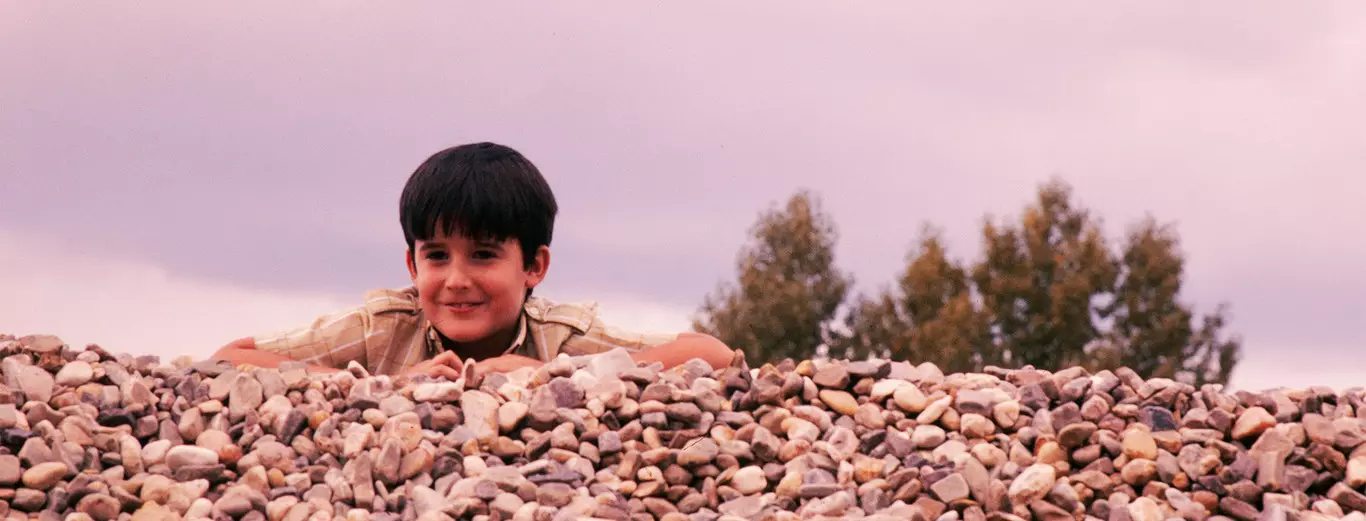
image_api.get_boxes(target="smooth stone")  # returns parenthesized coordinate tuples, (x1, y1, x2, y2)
(1007, 464, 1056, 505)
(21, 461, 69, 490)
(1232, 407, 1275, 440)
(818, 390, 859, 416)
(55, 361, 95, 387)
(167, 445, 219, 469)
(1122, 429, 1158, 460)
(460, 391, 500, 441)
(730, 466, 767, 495)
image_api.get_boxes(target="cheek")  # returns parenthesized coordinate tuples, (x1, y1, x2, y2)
(413, 270, 445, 296)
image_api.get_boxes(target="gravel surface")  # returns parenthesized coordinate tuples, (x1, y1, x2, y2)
(1, 332, 1364, 521)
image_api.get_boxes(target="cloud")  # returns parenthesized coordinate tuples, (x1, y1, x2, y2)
(0, 228, 697, 363)
(1228, 344, 1366, 393)
(539, 285, 696, 337)
(0, 229, 350, 361)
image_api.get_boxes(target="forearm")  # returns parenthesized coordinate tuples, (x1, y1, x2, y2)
(474, 354, 543, 374)
(210, 339, 341, 374)
(630, 333, 737, 371)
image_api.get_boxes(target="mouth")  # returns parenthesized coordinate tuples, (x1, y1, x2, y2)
(443, 302, 484, 313)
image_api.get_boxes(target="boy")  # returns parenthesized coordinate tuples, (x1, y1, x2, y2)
(211, 142, 736, 378)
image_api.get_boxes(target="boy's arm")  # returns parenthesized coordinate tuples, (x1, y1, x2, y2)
(474, 332, 735, 375)
(211, 337, 344, 373)
(628, 332, 736, 371)
(210, 305, 373, 373)
(473, 353, 544, 374)
(474, 303, 741, 376)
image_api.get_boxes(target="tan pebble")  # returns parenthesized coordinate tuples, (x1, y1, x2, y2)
(993, 400, 1021, 427)
(730, 466, 767, 495)
(1231, 407, 1275, 440)
(1036, 441, 1066, 467)
(893, 386, 930, 416)
(939, 408, 961, 431)
(917, 395, 953, 424)
(818, 390, 859, 416)
(268, 468, 287, 488)
(22, 462, 70, 490)
(776, 472, 802, 498)
(960, 413, 995, 438)
(1122, 429, 1158, 461)
(308, 411, 330, 429)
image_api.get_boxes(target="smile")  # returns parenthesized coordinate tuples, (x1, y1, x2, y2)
(444, 302, 483, 312)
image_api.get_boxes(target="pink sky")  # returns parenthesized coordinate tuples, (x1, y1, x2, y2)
(3, 2, 1365, 391)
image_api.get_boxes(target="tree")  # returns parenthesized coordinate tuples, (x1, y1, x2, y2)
(1185, 304, 1241, 386)
(969, 178, 1120, 371)
(1104, 217, 1194, 378)
(692, 190, 852, 364)
(834, 225, 991, 372)
(835, 292, 901, 361)
(1081, 217, 1242, 386)
(834, 177, 1242, 385)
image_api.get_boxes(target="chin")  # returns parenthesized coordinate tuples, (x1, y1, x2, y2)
(441, 330, 488, 343)
(433, 322, 488, 342)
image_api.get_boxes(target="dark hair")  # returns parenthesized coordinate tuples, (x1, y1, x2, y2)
(399, 142, 558, 273)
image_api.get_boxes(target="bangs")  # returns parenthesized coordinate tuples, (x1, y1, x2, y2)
(401, 170, 531, 244)
(399, 143, 556, 259)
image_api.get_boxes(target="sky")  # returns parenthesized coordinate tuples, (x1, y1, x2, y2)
(3, 2, 1365, 391)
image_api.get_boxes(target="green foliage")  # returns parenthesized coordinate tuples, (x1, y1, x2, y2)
(705, 178, 1242, 386)
(969, 179, 1121, 371)
(691, 190, 852, 364)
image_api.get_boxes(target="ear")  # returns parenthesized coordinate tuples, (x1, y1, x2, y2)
(406, 248, 418, 282)
(524, 245, 550, 289)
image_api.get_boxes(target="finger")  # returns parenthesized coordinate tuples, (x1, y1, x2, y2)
(442, 354, 465, 368)
(471, 360, 492, 377)
(428, 365, 462, 381)
(432, 351, 457, 364)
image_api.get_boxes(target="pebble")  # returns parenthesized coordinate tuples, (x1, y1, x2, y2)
(0, 334, 1362, 521)
(167, 445, 219, 469)
(55, 360, 94, 386)
(893, 385, 928, 412)
(818, 389, 859, 416)
(1232, 406, 1276, 440)
(812, 364, 849, 388)
(1122, 428, 1158, 460)
(1008, 463, 1056, 505)
(930, 473, 970, 502)
(21, 461, 69, 489)
(730, 466, 767, 495)
(461, 390, 500, 440)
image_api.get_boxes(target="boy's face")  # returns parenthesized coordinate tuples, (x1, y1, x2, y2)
(406, 230, 549, 350)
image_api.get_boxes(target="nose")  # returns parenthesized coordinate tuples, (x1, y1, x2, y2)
(443, 263, 474, 290)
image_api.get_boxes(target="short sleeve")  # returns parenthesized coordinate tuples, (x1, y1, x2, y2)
(252, 306, 371, 370)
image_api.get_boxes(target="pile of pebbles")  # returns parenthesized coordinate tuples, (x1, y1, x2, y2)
(0, 333, 1364, 521)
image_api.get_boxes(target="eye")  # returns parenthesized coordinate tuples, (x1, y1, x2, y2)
(424, 250, 449, 261)
(472, 249, 498, 260)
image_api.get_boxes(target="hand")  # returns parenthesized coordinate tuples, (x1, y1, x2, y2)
(403, 351, 464, 380)
(473, 354, 544, 375)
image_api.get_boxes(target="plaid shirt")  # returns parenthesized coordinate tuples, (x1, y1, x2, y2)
(252, 286, 678, 375)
